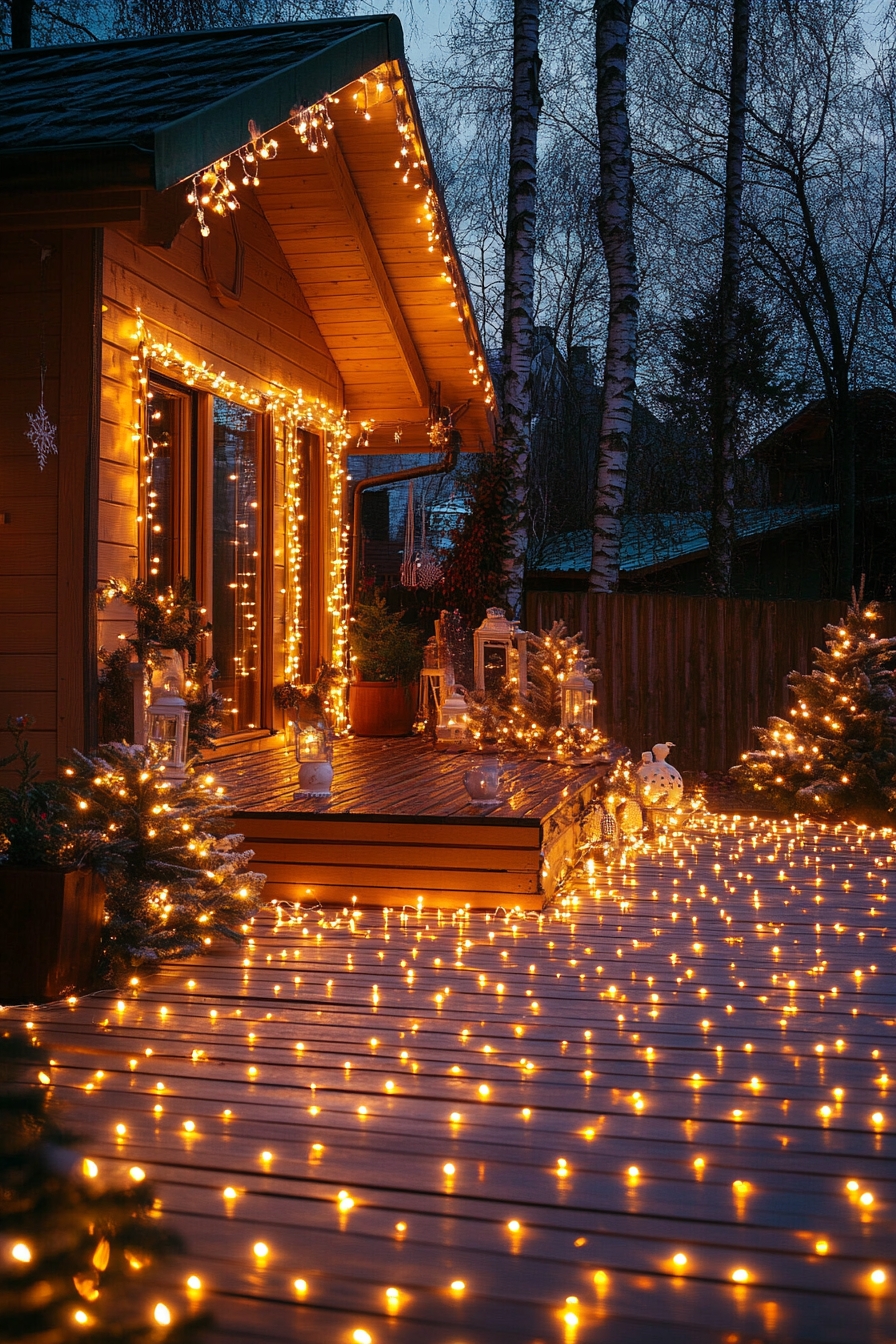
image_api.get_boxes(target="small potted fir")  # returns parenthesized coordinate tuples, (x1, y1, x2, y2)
(0, 718, 107, 1004)
(348, 592, 424, 736)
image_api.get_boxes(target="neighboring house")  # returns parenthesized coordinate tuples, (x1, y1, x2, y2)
(0, 19, 494, 769)
(531, 388, 896, 598)
(757, 388, 896, 508)
(527, 505, 836, 595)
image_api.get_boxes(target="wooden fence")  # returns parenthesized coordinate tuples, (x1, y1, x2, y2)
(525, 592, 896, 774)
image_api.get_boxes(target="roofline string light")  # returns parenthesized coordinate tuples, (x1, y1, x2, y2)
(183, 63, 494, 412)
(131, 311, 350, 730)
(187, 119, 279, 237)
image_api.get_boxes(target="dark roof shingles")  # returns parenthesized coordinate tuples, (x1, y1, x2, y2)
(0, 20, 380, 150)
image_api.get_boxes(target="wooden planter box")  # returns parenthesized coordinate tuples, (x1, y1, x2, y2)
(0, 868, 105, 1004)
(348, 681, 417, 737)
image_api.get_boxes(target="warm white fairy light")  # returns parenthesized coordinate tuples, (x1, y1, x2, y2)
(15, 807, 895, 1332)
(131, 311, 351, 706)
(182, 64, 493, 409)
(187, 121, 279, 237)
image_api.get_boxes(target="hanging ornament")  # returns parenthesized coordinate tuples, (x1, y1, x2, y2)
(26, 246, 58, 471)
(414, 488, 443, 589)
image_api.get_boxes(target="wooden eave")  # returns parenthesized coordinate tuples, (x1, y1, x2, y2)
(0, 21, 494, 451)
(255, 62, 494, 452)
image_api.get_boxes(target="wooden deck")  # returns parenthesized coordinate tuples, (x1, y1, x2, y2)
(215, 737, 615, 911)
(9, 813, 895, 1342)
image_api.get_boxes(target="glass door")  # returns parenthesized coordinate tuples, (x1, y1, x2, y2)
(211, 398, 261, 732)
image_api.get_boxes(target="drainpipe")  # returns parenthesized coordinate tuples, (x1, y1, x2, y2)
(348, 433, 461, 607)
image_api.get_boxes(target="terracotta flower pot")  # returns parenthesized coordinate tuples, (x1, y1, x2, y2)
(349, 680, 417, 737)
(0, 867, 105, 1004)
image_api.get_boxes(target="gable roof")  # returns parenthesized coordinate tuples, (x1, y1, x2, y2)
(0, 19, 495, 452)
(0, 17, 402, 190)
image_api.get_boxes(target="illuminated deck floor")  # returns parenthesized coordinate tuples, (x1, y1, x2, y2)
(11, 814, 896, 1342)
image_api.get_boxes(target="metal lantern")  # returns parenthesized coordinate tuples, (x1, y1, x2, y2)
(146, 688, 190, 780)
(293, 705, 333, 798)
(473, 607, 528, 696)
(436, 684, 469, 749)
(561, 659, 594, 730)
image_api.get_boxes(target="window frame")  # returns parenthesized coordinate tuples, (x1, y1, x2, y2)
(142, 372, 275, 743)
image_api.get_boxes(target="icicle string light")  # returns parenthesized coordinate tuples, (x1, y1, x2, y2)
(185, 64, 494, 411)
(132, 311, 349, 719)
(187, 122, 279, 237)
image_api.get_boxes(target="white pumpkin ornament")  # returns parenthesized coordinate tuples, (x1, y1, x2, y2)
(637, 742, 684, 810)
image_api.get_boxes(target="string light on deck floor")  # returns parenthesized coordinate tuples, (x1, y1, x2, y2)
(13, 810, 896, 1337)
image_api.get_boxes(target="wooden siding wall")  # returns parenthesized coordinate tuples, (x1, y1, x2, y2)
(526, 592, 896, 774)
(99, 194, 342, 724)
(0, 230, 100, 777)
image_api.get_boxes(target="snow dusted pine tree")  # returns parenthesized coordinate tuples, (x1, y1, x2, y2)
(731, 594, 896, 817)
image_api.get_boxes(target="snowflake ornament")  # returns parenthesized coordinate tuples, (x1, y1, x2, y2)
(26, 399, 58, 470)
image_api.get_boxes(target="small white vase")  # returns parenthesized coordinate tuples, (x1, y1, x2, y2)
(296, 760, 334, 798)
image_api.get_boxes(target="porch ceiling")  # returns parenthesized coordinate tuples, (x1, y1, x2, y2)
(256, 66, 495, 453)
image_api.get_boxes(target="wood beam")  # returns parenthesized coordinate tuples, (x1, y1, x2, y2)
(322, 130, 430, 408)
(0, 190, 142, 231)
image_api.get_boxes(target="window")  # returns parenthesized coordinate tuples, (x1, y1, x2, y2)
(142, 381, 266, 738)
(212, 397, 261, 731)
(144, 382, 192, 587)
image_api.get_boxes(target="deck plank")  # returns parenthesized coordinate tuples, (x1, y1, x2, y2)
(6, 813, 895, 1342)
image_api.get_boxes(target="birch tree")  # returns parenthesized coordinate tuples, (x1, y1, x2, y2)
(589, 0, 639, 592)
(501, 0, 542, 616)
(707, 0, 750, 595)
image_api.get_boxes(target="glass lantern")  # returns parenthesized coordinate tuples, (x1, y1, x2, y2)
(436, 684, 469, 749)
(473, 608, 528, 696)
(293, 704, 333, 798)
(146, 689, 191, 781)
(561, 659, 594, 730)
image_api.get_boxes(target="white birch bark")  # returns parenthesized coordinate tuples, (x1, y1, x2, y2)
(501, 0, 541, 618)
(708, 0, 751, 596)
(589, 0, 639, 593)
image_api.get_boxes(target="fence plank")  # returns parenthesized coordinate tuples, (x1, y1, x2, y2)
(525, 592, 896, 773)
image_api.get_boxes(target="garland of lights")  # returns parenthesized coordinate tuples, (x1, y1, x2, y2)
(184, 63, 494, 413)
(131, 311, 350, 731)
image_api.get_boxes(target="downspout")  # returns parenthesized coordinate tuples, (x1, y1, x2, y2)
(349, 434, 461, 607)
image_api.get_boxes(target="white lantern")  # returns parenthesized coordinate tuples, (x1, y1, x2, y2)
(293, 706, 333, 798)
(146, 649, 189, 778)
(436, 684, 469, 749)
(473, 608, 528, 696)
(561, 659, 594, 729)
(146, 688, 190, 780)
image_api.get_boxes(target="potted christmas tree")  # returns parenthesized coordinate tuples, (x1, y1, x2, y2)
(0, 718, 108, 1005)
(348, 592, 425, 736)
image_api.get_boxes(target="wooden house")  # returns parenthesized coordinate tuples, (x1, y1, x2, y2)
(0, 17, 495, 767)
(0, 20, 615, 911)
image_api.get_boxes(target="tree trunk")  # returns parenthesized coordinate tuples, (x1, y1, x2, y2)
(708, 0, 751, 596)
(500, 0, 541, 618)
(589, 0, 639, 593)
(11, 0, 34, 46)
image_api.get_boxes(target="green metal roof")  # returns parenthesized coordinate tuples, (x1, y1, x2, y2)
(0, 17, 403, 191)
